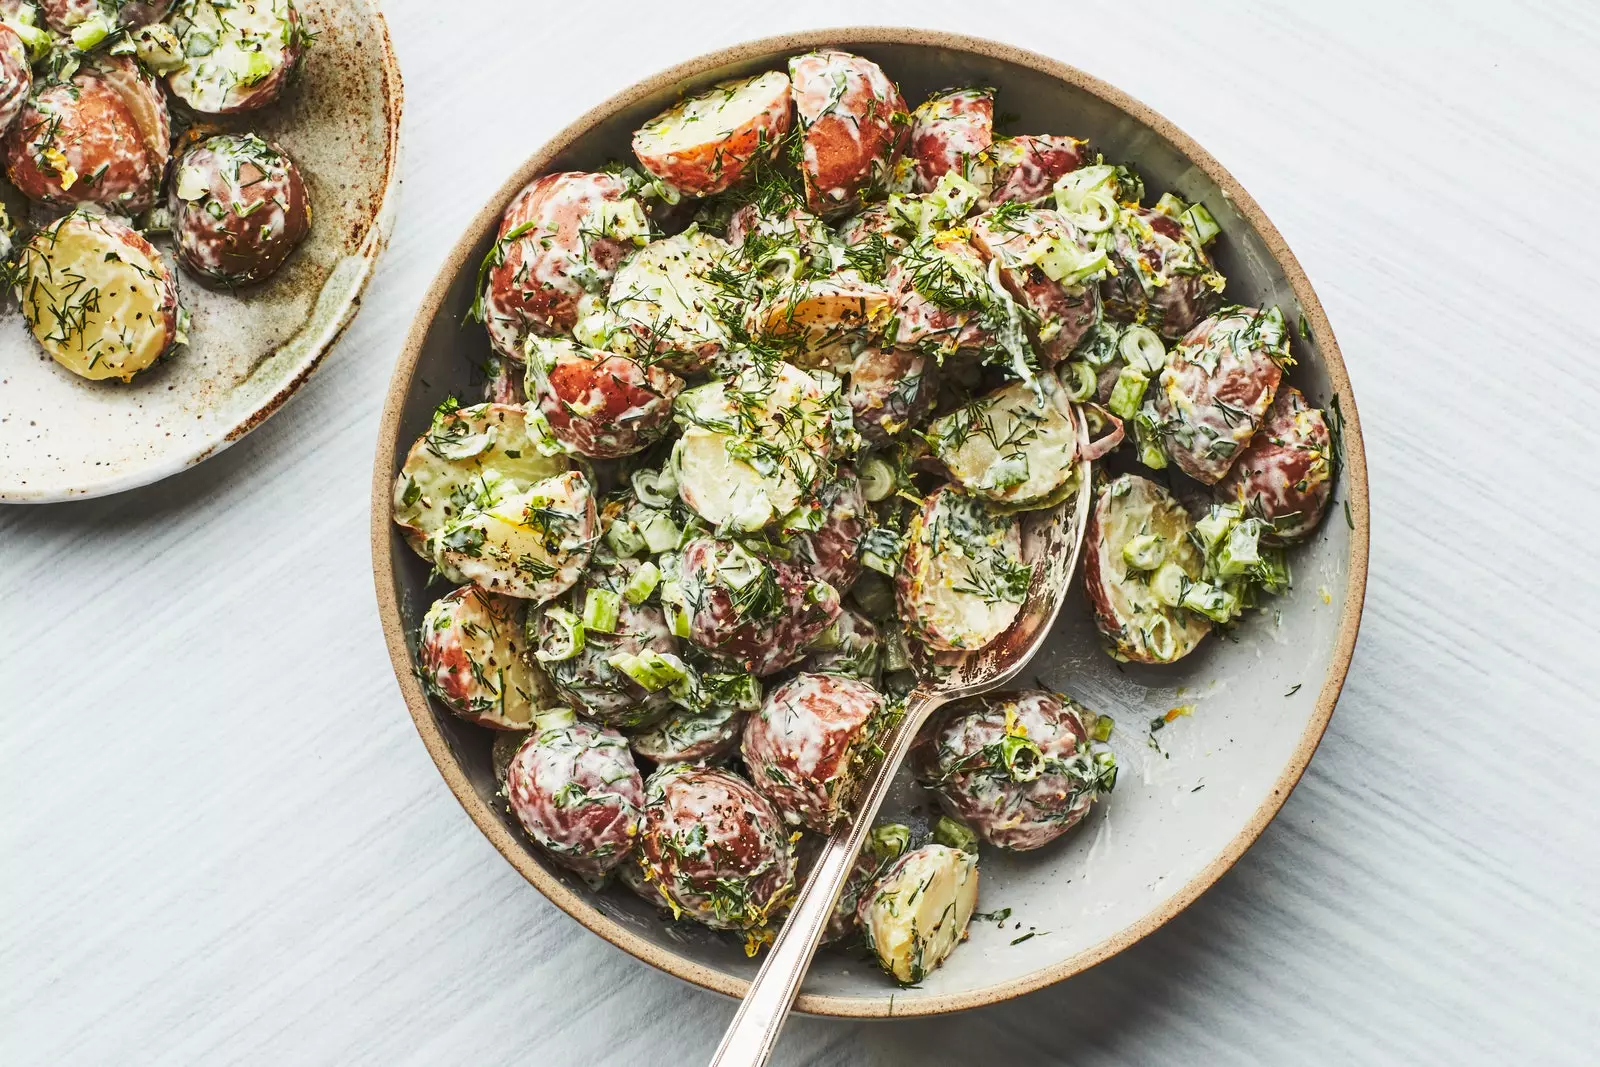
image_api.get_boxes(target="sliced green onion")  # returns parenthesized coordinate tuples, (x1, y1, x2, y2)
(606, 518, 646, 558)
(1121, 533, 1165, 572)
(807, 619, 842, 652)
(607, 650, 690, 692)
(1150, 562, 1187, 608)
(583, 588, 621, 633)
(1153, 191, 1187, 220)
(69, 12, 112, 51)
(1194, 504, 1242, 551)
(622, 562, 660, 605)
(1181, 202, 1220, 247)
(859, 527, 905, 577)
(933, 816, 980, 855)
(1118, 325, 1166, 375)
(534, 607, 584, 663)
(1106, 365, 1149, 420)
(639, 511, 681, 554)
(1133, 403, 1169, 470)
(663, 601, 691, 639)
(868, 823, 911, 860)
(859, 456, 894, 502)
(1062, 360, 1096, 402)
(999, 734, 1046, 782)
(631, 467, 675, 509)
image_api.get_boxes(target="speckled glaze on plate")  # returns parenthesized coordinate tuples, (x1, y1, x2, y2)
(0, 0, 402, 503)
(372, 28, 1369, 1019)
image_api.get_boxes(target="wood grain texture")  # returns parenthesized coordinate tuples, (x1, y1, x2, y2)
(2, 1, 1596, 1063)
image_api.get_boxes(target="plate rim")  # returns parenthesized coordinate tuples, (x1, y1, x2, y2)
(3, 2, 405, 504)
(369, 25, 1371, 1019)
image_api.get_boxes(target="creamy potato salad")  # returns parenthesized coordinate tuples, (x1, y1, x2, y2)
(398, 48, 1337, 986)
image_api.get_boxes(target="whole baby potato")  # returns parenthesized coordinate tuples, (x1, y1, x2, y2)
(416, 585, 553, 730)
(1215, 385, 1334, 543)
(677, 537, 841, 677)
(506, 712, 645, 877)
(5, 72, 162, 211)
(170, 133, 310, 286)
(788, 49, 909, 216)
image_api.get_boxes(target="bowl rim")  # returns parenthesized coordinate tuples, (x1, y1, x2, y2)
(5, 0, 405, 504)
(370, 25, 1370, 1019)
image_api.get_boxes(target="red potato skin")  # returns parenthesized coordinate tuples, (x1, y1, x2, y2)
(680, 537, 842, 677)
(90, 55, 171, 179)
(42, 0, 173, 28)
(1156, 309, 1284, 485)
(914, 689, 1098, 851)
(1104, 208, 1219, 341)
(5, 74, 160, 211)
(781, 469, 869, 592)
(416, 586, 531, 729)
(909, 87, 993, 193)
(506, 719, 645, 877)
(742, 673, 886, 832)
(789, 50, 910, 217)
(529, 346, 683, 459)
(1216, 385, 1334, 543)
(637, 765, 796, 931)
(534, 580, 680, 729)
(985, 134, 1088, 206)
(166, 2, 303, 115)
(631, 75, 792, 196)
(0, 26, 28, 136)
(482, 171, 638, 360)
(725, 201, 829, 251)
(847, 347, 938, 445)
(170, 135, 310, 286)
(886, 235, 994, 355)
(970, 207, 1101, 364)
(836, 202, 905, 251)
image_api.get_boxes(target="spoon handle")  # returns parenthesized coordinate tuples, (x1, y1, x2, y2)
(707, 687, 950, 1067)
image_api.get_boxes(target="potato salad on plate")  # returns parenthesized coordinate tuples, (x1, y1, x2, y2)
(395, 47, 1337, 986)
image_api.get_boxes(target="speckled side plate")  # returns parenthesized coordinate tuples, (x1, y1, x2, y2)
(0, 0, 402, 503)
(372, 28, 1370, 1019)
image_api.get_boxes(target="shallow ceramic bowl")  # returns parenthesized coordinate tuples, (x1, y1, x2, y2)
(0, 0, 402, 503)
(371, 28, 1369, 1018)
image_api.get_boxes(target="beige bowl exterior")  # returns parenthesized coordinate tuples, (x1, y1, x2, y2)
(0, 0, 403, 503)
(371, 28, 1369, 1018)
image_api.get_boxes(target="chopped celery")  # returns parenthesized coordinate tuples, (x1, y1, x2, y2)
(534, 607, 584, 663)
(860, 527, 905, 577)
(639, 510, 681, 554)
(622, 561, 660, 604)
(868, 823, 912, 860)
(1118, 325, 1166, 374)
(663, 601, 691, 639)
(1181, 202, 1220, 247)
(1133, 402, 1169, 470)
(1194, 504, 1243, 551)
(607, 650, 689, 692)
(606, 518, 646, 558)
(534, 707, 577, 732)
(1089, 713, 1115, 743)
(1107, 365, 1149, 420)
(69, 12, 112, 51)
(1181, 580, 1239, 623)
(1215, 518, 1265, 577)
(583, 588, 621, 633)
(1153, 191, 1187, 220)
(933, 816, 980, 855)
(1121, 533, 1165, 572)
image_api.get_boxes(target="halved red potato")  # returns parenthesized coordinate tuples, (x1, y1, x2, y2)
(897, 486, 1029, 652)
(847, 346, 939, 445)
(798, 605, 880, 682)
(909, 87, 994, 193)
(0, 25, 29, 136)
(781, 467, 869, 592)
(725, 201, 829, 252)
(1103, 207, 1224, 340)
(747, 273, 893, 369)
(392, 402, 570, 567)
(506, 714, 645, 877)
(1083, 474, 1211, 664)
(677, 536, 842, 677)
(17, 210, 181, 382)
(971, 206, 1105, 363)
(835, 202, 906, 252)
(914, 689, 1115, 851)
(1153, 306, 1288, 484)
(984, 134, 1089, 206)
(5, 72, 161, 211)
(165, 0, 304, 114)
(857, 843, 979, 984)
(637, 764, 796, 933)
(41, 0, 172, 29)
(525, 336, 683, 459)
(602, 229, 730, 374)
(925, 372, 1080, 508)
(479, 171, 650, 360)
(674, 361, 836, 531)
(627, 703, 746, 766)
(170, 133, 310, 286)
(788, 49, 909, 216)
(88, 53, 171, 180)
(632, 70, 792, 197)
(416, 586, 553, 730)
(434, 469, 599, 603)
(531, 562, 681, 729)
(1216, 385, 1333, 543)
(742, 673, 889, 833)
(885, 233, 994, 357)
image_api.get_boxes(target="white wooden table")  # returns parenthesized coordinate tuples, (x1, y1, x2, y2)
(4, 2, 1597, 1063)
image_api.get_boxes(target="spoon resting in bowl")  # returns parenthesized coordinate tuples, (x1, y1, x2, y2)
(708, 411, 1097, 1067)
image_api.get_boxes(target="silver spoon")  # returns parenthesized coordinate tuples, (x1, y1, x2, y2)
(708, 414, 1095, 1067)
